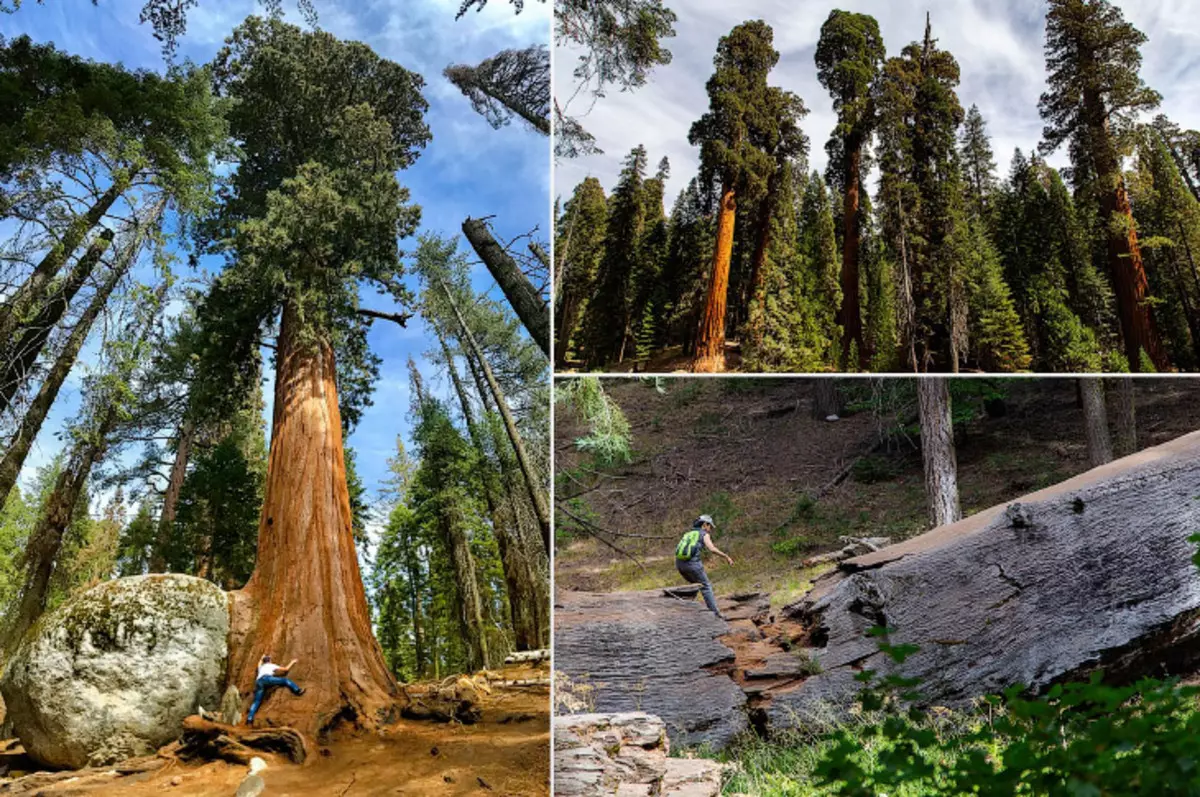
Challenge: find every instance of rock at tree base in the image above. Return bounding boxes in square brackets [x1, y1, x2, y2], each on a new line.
[1, 574, 229, 769]
[769, 429, 1200, 730]
[554, 590, 747, 749]
[554, 712, 723, 796]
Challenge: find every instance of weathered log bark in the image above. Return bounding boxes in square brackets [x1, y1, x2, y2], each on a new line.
[554, 590, 747, 750]
[226, 301, 400, 738]
[148, 417, 195, 573]
[1079, 377, 1113, 467]
[461, 217, 550, 358]
[436, 326, 544, 652]
[0, 171, 134, 349]
[917, 377, 960, 527]
[840, 139, 865, 369]
[0, 229, 115, 410]
[770, 429, 1200, 730]
[1110, 376, 1137, 457]
[440, 278, 551, 555]
[692, 184, 737, 373]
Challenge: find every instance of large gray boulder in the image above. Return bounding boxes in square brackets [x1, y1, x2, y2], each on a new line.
[1, 574, 230, 768]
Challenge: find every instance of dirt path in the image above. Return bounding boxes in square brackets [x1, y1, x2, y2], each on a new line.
[0, 680, 548, 796]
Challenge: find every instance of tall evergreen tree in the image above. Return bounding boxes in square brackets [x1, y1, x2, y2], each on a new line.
[554, 177, 608, 368]
[1039, 0, 1167, 371]
[816, 10, 885, 369]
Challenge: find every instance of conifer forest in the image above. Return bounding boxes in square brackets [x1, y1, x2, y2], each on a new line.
[553, 0, 1200, 374]
[0, 0, 551, 790]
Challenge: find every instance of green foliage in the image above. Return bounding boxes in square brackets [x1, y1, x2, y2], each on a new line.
[556, 376, 632, 465]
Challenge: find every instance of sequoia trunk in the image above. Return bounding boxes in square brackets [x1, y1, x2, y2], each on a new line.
[228, 301, 398, 738]
[692, 184, 737, 373]
[840, 141, 865, 369]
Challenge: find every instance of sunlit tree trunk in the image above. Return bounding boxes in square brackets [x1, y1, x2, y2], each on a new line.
[148, 417, 195, 573]
[461, 217, 550, 358]
[692, 184, 737, 373]
[228, 301, 398, 738]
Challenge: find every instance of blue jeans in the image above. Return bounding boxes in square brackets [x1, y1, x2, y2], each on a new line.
[247, 675, 301, 722]
[677, 559, 719, 615]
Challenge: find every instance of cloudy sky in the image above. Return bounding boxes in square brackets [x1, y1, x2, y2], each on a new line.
[554, 0, 1200, 211]
[5, 0, 550, 509]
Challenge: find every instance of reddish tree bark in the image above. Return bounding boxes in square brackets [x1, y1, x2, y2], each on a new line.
[149, 418, 194, 573]
[692, 185, 738, 373]
[228, 301, 399, 738]
[840, 141, 865, 369]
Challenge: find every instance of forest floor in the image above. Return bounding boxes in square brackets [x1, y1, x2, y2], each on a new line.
[0, 663, 549, 796]
[559, 340, 744, 374]
[555, 377, 1200, 607]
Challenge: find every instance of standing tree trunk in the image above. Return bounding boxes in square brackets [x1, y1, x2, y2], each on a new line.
[693, 183, 737, 373]
[1079, 377, 1114, 467]
[0, 205, 157, 509]
[0, 172, 135, 348]
[1086, 100, 1168, 371]
[840, 139, 866, 369]
[461, 217, 550, 358]
[555, 291, 584, 370]
[745, 172, 779, 349]
[811, 379, 841, 420]
[0, 229, 115, 410]
[227, 301, 398, 738]
[436, 326, 542, 651]
[439, 279, 551, 555]
[148, 417, 196, 573]
[917, 377, 961, 528]
[1109, 376, 1137, 457]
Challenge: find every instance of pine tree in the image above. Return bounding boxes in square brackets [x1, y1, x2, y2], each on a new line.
[444, 45, 549, 135]
[1040, 0, 1167, 371]
[816, 10, 885, 369]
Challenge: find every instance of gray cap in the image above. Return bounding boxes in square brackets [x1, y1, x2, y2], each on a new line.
[697, 514, 715, 527]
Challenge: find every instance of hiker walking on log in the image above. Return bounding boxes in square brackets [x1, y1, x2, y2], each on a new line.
[675, 515, 733, 620]
[246, 654, 305, 725]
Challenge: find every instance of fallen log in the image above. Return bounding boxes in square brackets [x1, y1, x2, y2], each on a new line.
[503, 649, 549, 664]
[177, 716, 307, 765]
[769, 428, 1200, 731]
[0, 756, 163, 794]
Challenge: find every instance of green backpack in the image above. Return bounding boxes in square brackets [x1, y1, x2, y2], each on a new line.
[676, 529, 702, 561]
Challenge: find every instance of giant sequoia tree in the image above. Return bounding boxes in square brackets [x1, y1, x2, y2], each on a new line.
[204, 17, 430, 737]
[816, 10, 884, 369]
[689, 20, 780, 373]
[1039, 0, 1167, 371]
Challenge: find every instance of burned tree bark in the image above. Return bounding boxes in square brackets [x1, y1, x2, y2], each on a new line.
[811, 379, 841, 420]
[461, 217, 549, 358]
[1079, 377, 1114, 467]
[692, 185, 737, 373]
[227, 301, 399, 738]
[917, 377, 960, 527]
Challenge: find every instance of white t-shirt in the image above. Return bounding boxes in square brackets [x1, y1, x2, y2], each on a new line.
[257, 662, 281, 680]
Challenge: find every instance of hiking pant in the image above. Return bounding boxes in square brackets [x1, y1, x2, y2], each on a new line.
[247, 675, 301, 722]
[676, 559, 719, 615]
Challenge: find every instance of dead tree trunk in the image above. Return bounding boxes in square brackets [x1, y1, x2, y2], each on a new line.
[0, 229, 115, 410]
[148, 417, 196, 573]
[1079, 377, 1113, 467]
[439, 278, 551, 555]
[227, 301, 399, 738]
[917, 377, 960, 528]
[692, 183, 737, 373]
[461, 217, 549, 358]
[1110, 377, 1137, 458]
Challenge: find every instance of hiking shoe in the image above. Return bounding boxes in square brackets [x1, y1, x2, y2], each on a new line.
[297, 688, 306, 696]
[715, 613, 727, 621]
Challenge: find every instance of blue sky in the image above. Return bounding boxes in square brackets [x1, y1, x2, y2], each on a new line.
[3, 0, 550, 517]
[555, 0, 1200, 210]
